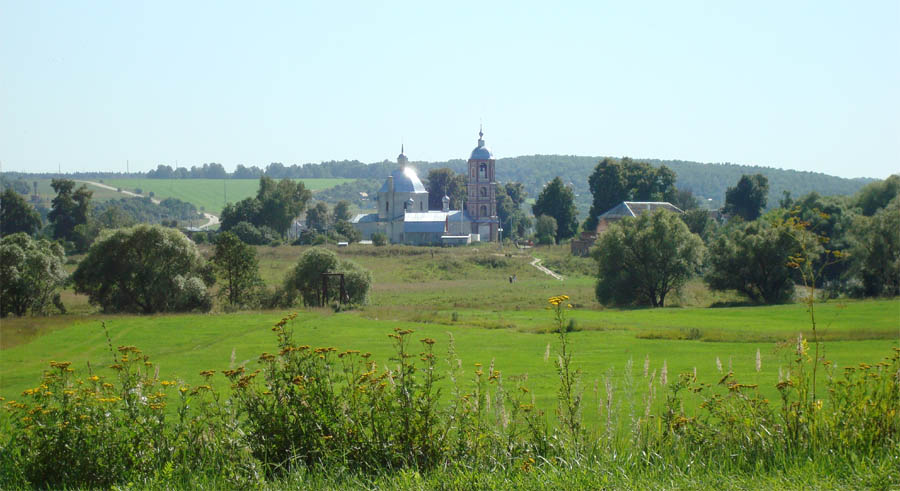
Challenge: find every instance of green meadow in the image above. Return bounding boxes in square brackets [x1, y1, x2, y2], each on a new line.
[1, 242, 898, 488]
[2, 298, 897, 428]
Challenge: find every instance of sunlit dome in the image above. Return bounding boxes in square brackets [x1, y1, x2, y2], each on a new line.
[378, 167, 427, 193]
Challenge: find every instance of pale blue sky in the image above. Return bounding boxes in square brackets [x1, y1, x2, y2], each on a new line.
[2, 1, 898, 178]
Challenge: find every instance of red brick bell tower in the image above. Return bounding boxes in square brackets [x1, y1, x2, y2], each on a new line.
[466, 126, 499, 241]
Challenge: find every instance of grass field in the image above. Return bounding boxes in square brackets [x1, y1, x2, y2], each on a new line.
[2, 300, 897, 428]
[1, 243, 898, 488]
[30, 178, 354, 216]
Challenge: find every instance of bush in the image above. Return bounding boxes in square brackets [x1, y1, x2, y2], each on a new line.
[284, 247, 371, 307]
[72, 225, 214, 313]
[371, 232, 387, 246]
[134, 188, 142, 195]
[231, 221, 273, 245]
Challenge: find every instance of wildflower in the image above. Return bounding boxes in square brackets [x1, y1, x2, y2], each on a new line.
[715, 357, 722, 373]
[200, 370, 215, 378]
[643, 355, 650, 377]
[49, 361, 72, 370]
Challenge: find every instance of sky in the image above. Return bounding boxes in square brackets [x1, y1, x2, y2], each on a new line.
[1, 1, 898, 179]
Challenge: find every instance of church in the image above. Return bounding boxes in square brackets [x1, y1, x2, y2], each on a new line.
[351, 129, 500, 245]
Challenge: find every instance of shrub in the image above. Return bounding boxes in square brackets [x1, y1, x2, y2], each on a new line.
[371, 232, 387, 246]
[134, 188, 142, 194]
[231, 221, 273, 246]
[284, 247, 372, 307]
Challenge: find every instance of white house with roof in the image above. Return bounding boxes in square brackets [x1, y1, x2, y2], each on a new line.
[351, 129, 500, 245]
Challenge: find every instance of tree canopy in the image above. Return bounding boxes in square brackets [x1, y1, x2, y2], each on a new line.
[593, 209, 704, 307]
[847, 196, 900, 297]
[425, 168, 467, 210]
[0, 233, 68, 317]
[532, 177, 578, 243]
[0, 188, 42, 237]
[48, 179, 92, 243]
[705, 219, 801, 304]
[73, 225, 214, 313]
[284, 247, 371, 306]
[584, 158, 678, 231]
[212, 231, 263, 309]
[220, 177, 311, 239]
[724, 174, 769, 221]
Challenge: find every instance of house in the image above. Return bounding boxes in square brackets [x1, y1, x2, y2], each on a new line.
[571, 201, 684, 256]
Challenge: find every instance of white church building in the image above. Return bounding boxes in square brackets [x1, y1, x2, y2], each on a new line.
[351, 129, 500, 245]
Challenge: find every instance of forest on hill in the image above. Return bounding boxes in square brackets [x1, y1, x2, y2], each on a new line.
[2, 156, 875, 218]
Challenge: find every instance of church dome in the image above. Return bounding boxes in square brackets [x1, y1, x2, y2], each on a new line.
[469, 128, 493, 160]
[379, 167, 427, 193]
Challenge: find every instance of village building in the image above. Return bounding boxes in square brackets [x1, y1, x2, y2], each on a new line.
[351, 129, 500, 245]
[571, 201, 684, 256]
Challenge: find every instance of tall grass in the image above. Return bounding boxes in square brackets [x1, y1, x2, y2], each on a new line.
[1, 303, 898, 488]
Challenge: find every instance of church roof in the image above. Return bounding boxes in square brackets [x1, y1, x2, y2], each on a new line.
[378, 167, 427, 194]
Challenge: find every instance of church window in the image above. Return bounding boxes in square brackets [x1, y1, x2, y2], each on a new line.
[480, 205, 487, 216]
[479, 163, 487, 179]
[480, 187, 487, 197]
[419, 201, 423, 211]
[386, 202, 389, 214]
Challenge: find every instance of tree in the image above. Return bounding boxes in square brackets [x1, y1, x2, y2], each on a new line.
[230, 221, 276, 245]
[593, 209, 704, 307]
[220, 197, 262, 232]
[854, 174, 899, 216]
[48, 179, 92, 242]
[584, 158, 678, 231]
[332, 200, 353, 222]
[846, 197, 900, 297]
[534, 215, 557, 245]
[333, 219, 362, 243]
[724, 174, 769, 221]
[532, 177, 578, 243]
[306, 202, 330, 234]
[671, 188, 700, 212]
[73, 225, 214, 313]
[681, 209, 716, 243]
[284, 247, 372, 306]
[212, 232, 262, 308]
[1, 188, 42, 237]
[255, 176, 312, 237]
[705, 219, 800, 304]
[0, 233, 68, 317]
[426, 168, 467, 210]
[496, 183, 530, 241]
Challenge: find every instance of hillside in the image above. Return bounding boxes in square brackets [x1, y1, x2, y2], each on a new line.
[412, 155, 872, 214]
[2, 158, 875, 219]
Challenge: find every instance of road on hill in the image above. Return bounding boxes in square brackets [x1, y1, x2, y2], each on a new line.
[77, 180, 219, 229]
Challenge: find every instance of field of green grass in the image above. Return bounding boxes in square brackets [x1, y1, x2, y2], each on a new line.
[30, 178, 354, 216]
[3, 300, 897, 428]
[2, 243, 898, 488]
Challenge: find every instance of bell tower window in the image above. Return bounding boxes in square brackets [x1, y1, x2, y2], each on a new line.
[480, 205, 487, 216]
[479, 163, 487, 179]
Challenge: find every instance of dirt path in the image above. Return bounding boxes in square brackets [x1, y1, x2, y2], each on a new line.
[77, 180, 219, 230]
[530, 257, 564, 280]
